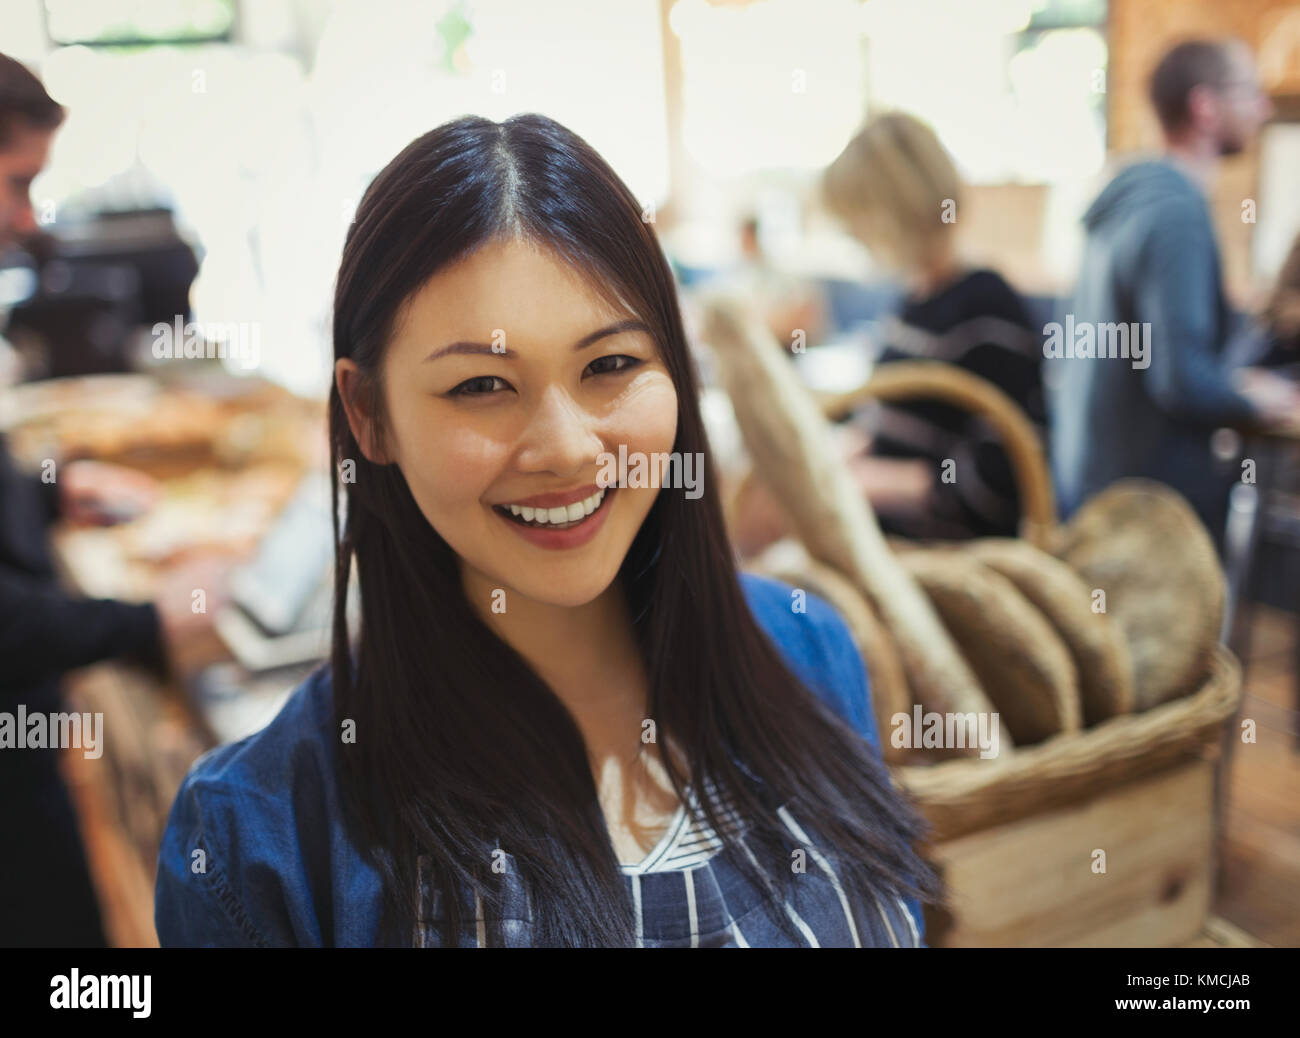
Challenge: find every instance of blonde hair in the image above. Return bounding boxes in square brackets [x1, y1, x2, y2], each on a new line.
[821, 111, 963, 273]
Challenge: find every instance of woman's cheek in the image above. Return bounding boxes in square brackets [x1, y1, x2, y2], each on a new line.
[607, 372, 678, 453]
[402, 415, 505, 522]
[446, 424, 508, 489]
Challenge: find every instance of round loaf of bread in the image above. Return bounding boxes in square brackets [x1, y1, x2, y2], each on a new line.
[963, 538, 1135, 725]
[902, 550, 1083, 746]
[1053, 480, 1224, 710]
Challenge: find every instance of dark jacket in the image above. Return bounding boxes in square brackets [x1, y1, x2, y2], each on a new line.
[0, 433, 166, 946]
[0, 435, 163, 778]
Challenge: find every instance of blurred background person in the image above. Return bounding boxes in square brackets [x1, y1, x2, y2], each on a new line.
[1049, 38, 1300, 545]
[822, 112, 1047, 540]
[0, 51, 221, 948]
[730, 111, 1046, 554]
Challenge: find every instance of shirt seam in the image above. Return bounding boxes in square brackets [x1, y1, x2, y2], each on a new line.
[187, 783, 274, 948]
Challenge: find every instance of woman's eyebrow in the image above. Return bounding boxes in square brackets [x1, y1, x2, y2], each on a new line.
[422, 319, 650, 362]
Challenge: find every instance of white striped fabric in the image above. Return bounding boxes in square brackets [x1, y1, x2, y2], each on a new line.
[620, 780, 746, 875]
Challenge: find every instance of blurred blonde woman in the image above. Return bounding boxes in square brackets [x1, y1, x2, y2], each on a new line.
[822, 111, 965, 283]
[825, 111, 1047, 540]
[731, 113, 1047, 557]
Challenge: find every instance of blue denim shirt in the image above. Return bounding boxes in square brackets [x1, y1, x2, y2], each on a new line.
[155, 572, 926, 946]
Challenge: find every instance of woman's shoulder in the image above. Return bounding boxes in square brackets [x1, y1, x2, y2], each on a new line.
[891, 267, 1037, 357]
[154, 664, 378, 946]
[957, 268, 1035, 328]
[738, 569, 846, 641]
[737, 571, 878, 749]
[911, 266, 1029, 321]
[178, 662, 338, 795]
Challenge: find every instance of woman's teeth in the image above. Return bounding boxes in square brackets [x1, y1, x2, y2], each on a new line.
[500, 488, 607, 528]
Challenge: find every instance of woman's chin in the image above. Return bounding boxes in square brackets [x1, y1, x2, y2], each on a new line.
[504, 570, 621, 610]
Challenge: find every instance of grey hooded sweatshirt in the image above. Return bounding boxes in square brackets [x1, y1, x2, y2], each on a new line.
[1048, 158, 1257, 536]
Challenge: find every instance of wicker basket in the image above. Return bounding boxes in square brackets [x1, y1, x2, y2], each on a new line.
[745, 360, 1243, 840]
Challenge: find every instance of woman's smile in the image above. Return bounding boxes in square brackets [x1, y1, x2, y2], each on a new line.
[491, 485, 617, 549]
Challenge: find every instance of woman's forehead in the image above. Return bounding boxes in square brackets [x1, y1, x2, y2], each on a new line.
[392, 238, 640, 350]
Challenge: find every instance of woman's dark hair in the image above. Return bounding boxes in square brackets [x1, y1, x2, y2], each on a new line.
[329, 112, 942, 946]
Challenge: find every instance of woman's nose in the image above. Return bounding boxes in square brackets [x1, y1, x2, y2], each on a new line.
[515, 385, 604, 475]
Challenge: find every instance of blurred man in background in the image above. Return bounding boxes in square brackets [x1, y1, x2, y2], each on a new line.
[0, 52, 216, 947]
[1050, 38, 1299, 543]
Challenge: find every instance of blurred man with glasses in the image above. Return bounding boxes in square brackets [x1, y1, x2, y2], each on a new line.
[1051, 38, 1299, 543]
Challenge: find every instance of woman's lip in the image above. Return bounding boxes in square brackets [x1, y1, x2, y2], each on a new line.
[494, 483, 604, 510]
[493, 487, 615, 550]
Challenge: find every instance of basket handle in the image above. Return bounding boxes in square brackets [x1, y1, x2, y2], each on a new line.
[817, 360, 1058, 549]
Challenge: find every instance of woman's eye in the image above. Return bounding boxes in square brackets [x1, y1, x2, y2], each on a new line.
[585, 354, 640, 377]
[448, 375, 509, 397]
[446, 357, 639, 397]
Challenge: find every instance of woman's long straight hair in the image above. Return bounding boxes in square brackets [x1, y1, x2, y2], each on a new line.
[329, 113, 942, 947]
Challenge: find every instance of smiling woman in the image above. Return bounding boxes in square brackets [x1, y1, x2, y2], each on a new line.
[154, 113, 942, 947]
[335, 235, 678, 609]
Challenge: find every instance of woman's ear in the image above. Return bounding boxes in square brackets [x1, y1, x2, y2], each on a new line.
[335, 357, 391, 464]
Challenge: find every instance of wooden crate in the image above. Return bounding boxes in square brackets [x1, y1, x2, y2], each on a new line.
[1184, 915, 1270, 948]
[921, 759, 1219, 947]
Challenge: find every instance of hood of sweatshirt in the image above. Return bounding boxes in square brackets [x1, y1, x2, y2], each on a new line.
[1082, 158, 1201, 231]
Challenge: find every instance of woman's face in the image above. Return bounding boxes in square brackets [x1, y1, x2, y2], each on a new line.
[337, 236, 679, 610]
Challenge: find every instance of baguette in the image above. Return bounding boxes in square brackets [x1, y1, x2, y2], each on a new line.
[700, 294, 999, 737]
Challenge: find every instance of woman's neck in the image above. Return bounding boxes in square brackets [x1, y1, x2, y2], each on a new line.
[908, 247, 962, 299]
[461, 566, 650, 757]
[461, 566, 685, 846]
